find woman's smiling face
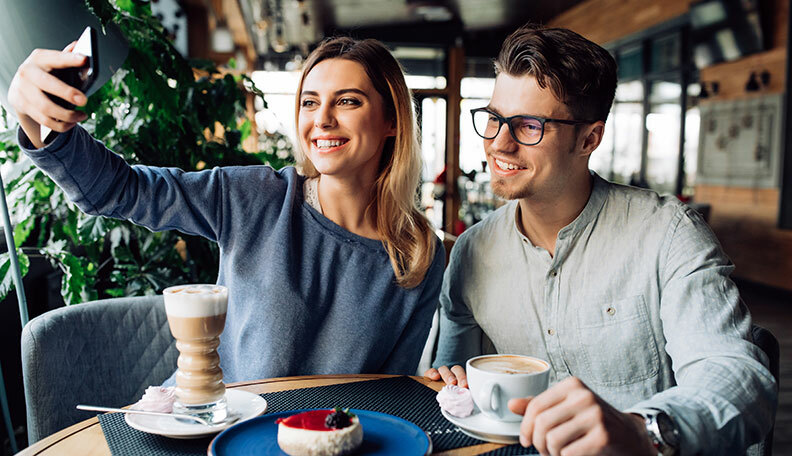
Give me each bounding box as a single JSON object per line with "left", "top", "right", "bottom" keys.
{"left": 298, "top": 58, "right": 395, "bottom": 183}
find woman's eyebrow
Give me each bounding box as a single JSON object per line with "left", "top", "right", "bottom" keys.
{"left": 300, "top": 88, "right": 369, "bottom": 98}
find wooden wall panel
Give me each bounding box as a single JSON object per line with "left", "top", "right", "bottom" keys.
{"left": 548, "top": 0, "right": 690, "bottom": 44}
{"left": 695, "top": 186, "right": 792, "bottom": 290}
{"left": 699, "top": 47, "right": 786, "bottom": 100}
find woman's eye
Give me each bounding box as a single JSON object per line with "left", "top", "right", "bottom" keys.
{"left": 339, "top": 98, "right": 361, "bottom": 106}
{"left": 300, "top": 99, "right": 317, "bottom": 108}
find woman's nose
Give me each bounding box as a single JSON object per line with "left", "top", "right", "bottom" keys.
{"left": 314, "top": 104, "right": 336, "bottom": 129}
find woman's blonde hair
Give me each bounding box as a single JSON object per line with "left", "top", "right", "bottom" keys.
{"left": 294, "top": 37, "right": 436, "bottom": 288}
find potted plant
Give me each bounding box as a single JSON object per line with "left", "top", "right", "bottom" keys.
{"left": 0, "top": 0, "right": 293, "bottom": 306}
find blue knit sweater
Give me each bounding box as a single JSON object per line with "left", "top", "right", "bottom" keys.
{"left": 20, "top": 126, "right": 445, "bottom": 381}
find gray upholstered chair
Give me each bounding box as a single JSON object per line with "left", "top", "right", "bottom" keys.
{"left": 21, "top": 295, "right": 178, "bottom": 443}
{"left": 747, "top": 324, "right": 780, "bottom": 456}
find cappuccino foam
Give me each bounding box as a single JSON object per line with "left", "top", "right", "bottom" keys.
{"left": 470, "top": 355, "right": 548, "bottom": 375}
{"left": 163, "top": 284, "right": 227, "bottom": 317}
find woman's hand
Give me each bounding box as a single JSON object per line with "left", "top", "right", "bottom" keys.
{"left": 423, "top": 365, "right": 468, "bottom": 388}
{"left": 8, "top": 43, "right": 89, "bottom": 148}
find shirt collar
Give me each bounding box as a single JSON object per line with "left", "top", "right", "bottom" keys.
{"left": 510, "top": 171, "right": 609, "bottom": 247}
{"left": 556, "top": 171, "right": 608, "bottom": 241}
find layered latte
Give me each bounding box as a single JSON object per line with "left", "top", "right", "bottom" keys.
{"left": 164, "top": 284, "right": 228, "bottom": 422}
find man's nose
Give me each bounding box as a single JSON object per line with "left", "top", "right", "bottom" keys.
{"left": 488, "top": 123, "right": 519, "bottom": 153}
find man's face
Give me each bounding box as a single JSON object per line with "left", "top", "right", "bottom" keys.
{"left": 484, "top": 74, "right": 590, "bottom": 201}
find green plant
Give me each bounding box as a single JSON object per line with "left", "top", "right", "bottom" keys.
{"left": 0, "top": 0, "right": 293, "bottom": 304}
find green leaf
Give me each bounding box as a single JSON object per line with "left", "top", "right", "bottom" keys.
{"left": 12, "top": 217, "right": 35, "bottom": 248}
{"left": 0, "top": 250, "right": 30, "bottom": 302}
{"left": 78, "top": 215, "right": 110, "bottom": 243}
{"left": 239, "top": 119, "right": 252, "bottom": 142}
{"left": 105, "top": 287, "right": 126, "bottom": 297}
{"left": 94, "top": 114, "right": 117, "bottom": 139}
{"left": 84, "top": 0, "right": 116, "bottom": 27}
{"left": 60, "top": 252, "right": 87, "bottom": 305}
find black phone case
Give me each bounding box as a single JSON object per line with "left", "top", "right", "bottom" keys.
{"left": 47, "top": 27, "right": 99, "bottom": 110}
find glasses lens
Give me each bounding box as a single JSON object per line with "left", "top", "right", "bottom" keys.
{"left": 472, "top": 110, "right": 500, "bottom": 139}
{"left": 511, "top": 116, "right": 543, "bottom": 145}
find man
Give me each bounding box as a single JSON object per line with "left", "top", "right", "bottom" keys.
{"left": 425, "top": 24, "right": 776, "bottom": 455}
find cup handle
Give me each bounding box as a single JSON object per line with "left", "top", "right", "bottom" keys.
{"left": 477, "top": 381, "right": 501, "bottom": 417}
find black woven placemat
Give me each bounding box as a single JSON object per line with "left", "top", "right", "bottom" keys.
{"left": 100, "top": 376, "right": 529, "bottom": 455}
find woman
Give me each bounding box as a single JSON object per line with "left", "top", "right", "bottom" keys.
{"left": 8, "top": 37, "right": 444, "bottom": 381}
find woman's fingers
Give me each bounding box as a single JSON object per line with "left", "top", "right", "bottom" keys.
{"left": 28, "top": 48, "right": 86, "bottom": 72}
{"left": 62, "top": 41, "right": 77, "bottom": 52}
{"left": 26, "top": 65, "right": 87, "bottom": 107}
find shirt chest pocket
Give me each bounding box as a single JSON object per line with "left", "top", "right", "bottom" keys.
{"left": 572, "top": 295, "right": 660, "bottom": 387}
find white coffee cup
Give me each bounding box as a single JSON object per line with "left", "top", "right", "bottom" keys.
{"left": 466, "top": 354, "right": 550, "bottom": 422}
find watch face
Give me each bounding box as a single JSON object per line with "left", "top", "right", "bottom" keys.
{"left": 656, "top": 412, "right": 680, "bottom": 448}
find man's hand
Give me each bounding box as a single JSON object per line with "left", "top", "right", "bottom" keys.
{"left": 7, "top": 42, "right": 88, "bottom": 148}
{"left": 507, "top": 377, "right": 656, "bottom": 456}
{"left": 423, "top": 365, "right": 468, "bottom": 388}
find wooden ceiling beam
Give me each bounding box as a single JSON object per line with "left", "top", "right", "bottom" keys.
{"left": 222, "top": 0, "right": 257, "bottom": 66}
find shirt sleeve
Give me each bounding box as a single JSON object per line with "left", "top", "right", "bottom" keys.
{"left": 19, "top": 125, "right": 226, "bottom": 242}
{"left": 379, "top": 239, "right": 446, "bottom": 374}
{"left": 432, "top": 234, "right": 486, "bottom": 369}
{"left": 625, "top": 206, "right": 777, "bottom": 455}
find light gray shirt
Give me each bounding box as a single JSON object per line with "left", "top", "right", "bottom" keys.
{"left": 433, "top": 172, "right": 776, "bottom": 455}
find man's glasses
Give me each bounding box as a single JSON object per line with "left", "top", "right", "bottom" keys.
{"left": 470, "top": 108, "right": 593, "bottom": 146}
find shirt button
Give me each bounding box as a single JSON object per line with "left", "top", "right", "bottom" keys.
{"left": 547, "top": 328, "right": 555, "bottom": 336}
{"left": 550, "top": 270, "right": 558, "bottom": 277}
{"left": 606, "top": 307, "right": 616, "bottom": 315}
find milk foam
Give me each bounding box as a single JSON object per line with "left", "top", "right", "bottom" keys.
{"left": 163, "top": 284, "right": 228, "bottom": 317}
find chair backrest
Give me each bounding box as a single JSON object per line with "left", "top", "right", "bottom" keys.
{"left": 746, "top": 324, "right": 779, "bottom": 456}
{"left": 21, "top": 295, "right": 177, "bottom": 443}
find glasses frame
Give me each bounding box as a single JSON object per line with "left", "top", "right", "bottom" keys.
{"left": 470, "top": 108, "right": 593, "bottom": 146}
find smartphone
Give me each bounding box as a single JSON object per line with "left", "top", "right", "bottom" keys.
{"left": 48, "top": 26, "right": 99, "bottom": 110}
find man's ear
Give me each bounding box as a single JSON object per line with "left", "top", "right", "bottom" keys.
{"left": 578, "top": 121, "right": 605, "bottom": 158}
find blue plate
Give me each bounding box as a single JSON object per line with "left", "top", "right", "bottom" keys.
{"left": 208, "top": 409, "right": 432, "bottom": 455}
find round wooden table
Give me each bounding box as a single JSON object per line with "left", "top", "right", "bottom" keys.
{"left": 17, "top": 375, "right": 508, "bottom": 455}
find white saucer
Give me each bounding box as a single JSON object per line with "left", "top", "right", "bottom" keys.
{"left": 441, "top": 406, "right": 521, "bottom": 444}
{"left": 125, "top": 389, "right": 267, "bottom": 439}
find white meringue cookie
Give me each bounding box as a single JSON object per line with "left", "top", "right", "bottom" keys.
{"left": 134, "top": 386, "right": 176, "bottom": 413}
{"left": 436, "top": 384, "right": 474, "bottom": 417}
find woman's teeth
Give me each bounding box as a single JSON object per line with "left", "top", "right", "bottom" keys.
{"left": 495, "top": 158, "right": 524, "bottom": 171}
{"left": 316, "top": 139, "right": 346, "bottom": 149}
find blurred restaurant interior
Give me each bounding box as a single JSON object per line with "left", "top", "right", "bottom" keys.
{"left": 0, "top": 0, "right": 791, "bottom": 454}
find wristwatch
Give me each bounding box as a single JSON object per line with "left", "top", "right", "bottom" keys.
{"left": 640, "top": 409, "right": 680, "bottom": 455}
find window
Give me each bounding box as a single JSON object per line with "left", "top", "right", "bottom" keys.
{"left": 604, "top": 20, "right": 694, "bottom": 195}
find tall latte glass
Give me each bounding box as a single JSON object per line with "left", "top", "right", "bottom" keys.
{"left": 163, "top": 284, "right": 228, "bottom": 424}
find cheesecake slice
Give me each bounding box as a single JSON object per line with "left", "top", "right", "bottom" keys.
{"left": 277, "top": 408, "right": 363, "bottom": 456}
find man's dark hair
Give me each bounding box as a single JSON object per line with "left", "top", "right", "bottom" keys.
{"left": 495, "top": 24, "right": 617, "bottom": 123}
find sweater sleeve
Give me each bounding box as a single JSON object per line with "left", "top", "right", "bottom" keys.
{"left": 625, "top": 207, "right": 777, "bottom": 455}
{"left": 19, "top": 125, "right": 227, "bottom": 241}
{"left": 379, "top": 239, "right": 446, "bottom": 375}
